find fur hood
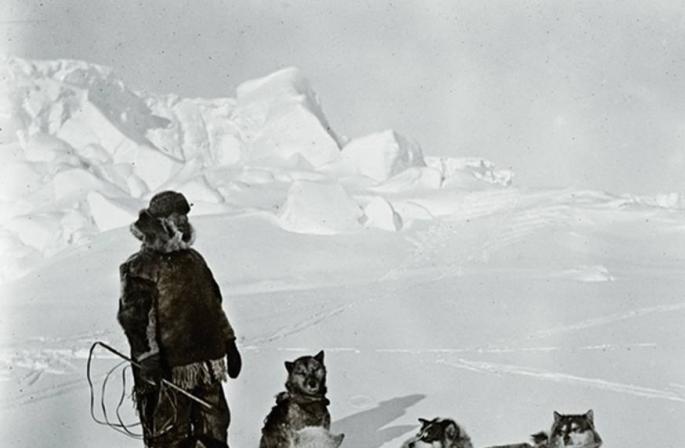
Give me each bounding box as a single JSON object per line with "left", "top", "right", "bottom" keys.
{"left": 130, "top": 211, "right": 196, "bottom": 253}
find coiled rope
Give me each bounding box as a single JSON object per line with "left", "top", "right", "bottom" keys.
{"left": 86, "top": 341, "right": 214, "bottom": 439}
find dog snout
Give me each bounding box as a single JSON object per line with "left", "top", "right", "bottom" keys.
{"left": 307, "top": 377, "right": 318, "bottom": 388}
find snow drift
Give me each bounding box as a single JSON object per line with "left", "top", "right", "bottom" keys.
{"left": 1, "top": 57, "right": 682, "bottom": 283}
{"left": 338, "top": 130, "right": 425, "bottom": 182}
{"left": 0, "top": 57, "right": 518, "bottom": 282}
{"left": 279, "top": 181, "right": 363, "bottom": 235}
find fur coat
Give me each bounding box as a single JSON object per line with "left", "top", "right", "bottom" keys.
{"left": 118, "top": 214, "right": 237, "bottom": 389}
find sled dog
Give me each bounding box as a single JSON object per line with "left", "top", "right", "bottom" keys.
{"left": 486, "top": 410, "right": 601, "bottom": 448}
{"left": 545, "top": 410, "right": 602, "bottom": 448}
{"left": 289, "top": 427, "right": 344, "bottom": 448}
{"left": 401, "top": 417, "right": 473, "bottom": 448}
{"left": 260, "top": 351, "right": 332, "bottom": 448}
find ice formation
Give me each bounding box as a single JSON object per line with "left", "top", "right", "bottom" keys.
{"left": 2, "top": 57, "right": 678, "bottom": 283}
{"left": 278, "top": 181, "right": 363, "bottom": 235}
{"left": 339, "top": 130, "right": 425, "bottom": 182}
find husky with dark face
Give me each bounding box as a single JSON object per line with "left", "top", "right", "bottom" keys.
{"left": 487, "top": 410, "right": 601, "bottom": 448}
{"left": 401, "top": 417, "right": 473, "bottom": 448}
{"left": 546, "top": 410, "right": 602, "bottom": 448}
{"left": 260, "top": 351, "right": 332, "bottom": 448}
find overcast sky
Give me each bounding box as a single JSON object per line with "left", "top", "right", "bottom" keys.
{"left": 3, "top": 0, "right": 685, "bottom": 194}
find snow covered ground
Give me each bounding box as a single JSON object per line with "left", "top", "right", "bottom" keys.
{"left": 1, "top": 58, "right": 684, "bottom": 447}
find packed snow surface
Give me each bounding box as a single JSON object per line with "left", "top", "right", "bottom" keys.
{"left": 1, "top": 58, "right": 684, "bottom": 447}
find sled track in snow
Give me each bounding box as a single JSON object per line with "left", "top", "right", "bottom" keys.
{"left": 384, "top": 200, "right": 572, "bottom": 282}
{"left": 0, "top": 332, "right": 127, "bottom": 410}
{"left": 1, "top": 376, "right": 87, "bottom": 410}
{"left": 526, "top": 301, "right": 685, "bottom": 340}
{"left": 438, "top": 358, "right": 685, "bottom": 403}
{"left": 476, "top": 204, "right": 570, "bottom": 257}
{"left": 246, "top": 304, "right": 348, "bottom": 345}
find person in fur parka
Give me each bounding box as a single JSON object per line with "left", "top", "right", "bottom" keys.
{"left": 118, "top": 191, "right": 241, "bottom": 448}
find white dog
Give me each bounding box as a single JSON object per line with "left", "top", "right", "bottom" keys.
{"left": 290, "top": 427, "right": 344, "bottom": 448}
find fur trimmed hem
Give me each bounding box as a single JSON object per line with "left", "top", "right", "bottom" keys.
{"left": 171, "top": 358, "right": 227, "bottom": 390}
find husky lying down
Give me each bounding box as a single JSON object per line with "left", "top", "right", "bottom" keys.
{"left": 486, "top": 410, "right": 602, "bottom": 448}
{"left": 401, "top": 417, "right": 473, "bottom": 448}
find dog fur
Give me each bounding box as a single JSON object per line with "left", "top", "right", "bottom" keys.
{"left": 485, "top": 445, "right": 535, "bottom": 448}
{"left": 289, "top": 427, "right": 344, "bottom": 448}
{"left": 486, "top": 431, "right": 547, "bottom": 448}
{"left": 260, "top": 351, "right": 331, "bottom": 448}
{"left": 485, "top": 410, "right": 601, "bottom": 448}
{"left": 401, "top": 417, "right": 473, "bottom": 448}
{"left": 546, "top": 410, "right": 602, "bottom": 448}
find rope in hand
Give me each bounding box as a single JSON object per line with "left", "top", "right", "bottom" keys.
{"left": 86, "top": 342, "right": 143, "bottom": 438}
{"left": 86, "top": 341, "right": 214, "bottom": 439}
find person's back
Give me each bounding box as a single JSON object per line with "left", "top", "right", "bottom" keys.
{"left": 118, "top": 191, "right": 241, "bottom": 448}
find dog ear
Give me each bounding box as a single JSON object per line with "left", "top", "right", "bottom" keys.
{"left": 530, "top": 431, "right": 549, "bottom": 444}
{"left": 585, "top": 409, "right": 594, "bottom": 423}
{"left": 285, "top": 361, "right": 295, "bottom": 373}
{"left": 445, "top": 421, "right": 460, "bottom": 440}
{"left": 553, "top": 411, "right": 562, "bottom": 423}
{"left": 314, "top": 350, "right": 325, "bottom": 364}
{"left": 418, "top": 418, "right": 430, "bottom": 427}
{"left": 333, "top": 433, "right": 344, "bottom": 447}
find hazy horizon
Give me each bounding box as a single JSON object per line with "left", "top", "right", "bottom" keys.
{"left": 3, "top": 0, "right": 685, "bottom": 195}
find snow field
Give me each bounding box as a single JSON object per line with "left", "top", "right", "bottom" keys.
{"left": 1, "top": 57, "right": 684, "bottom": 447}
{"left": 2, "top": 209, "right": 685, "bottom": 447}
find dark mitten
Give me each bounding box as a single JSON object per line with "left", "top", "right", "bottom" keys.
{"left": 137, "top": 354, "right": 163, "bottom": 386}
{"left": 226, "top": 339, "right": 242, "bottom": 379}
